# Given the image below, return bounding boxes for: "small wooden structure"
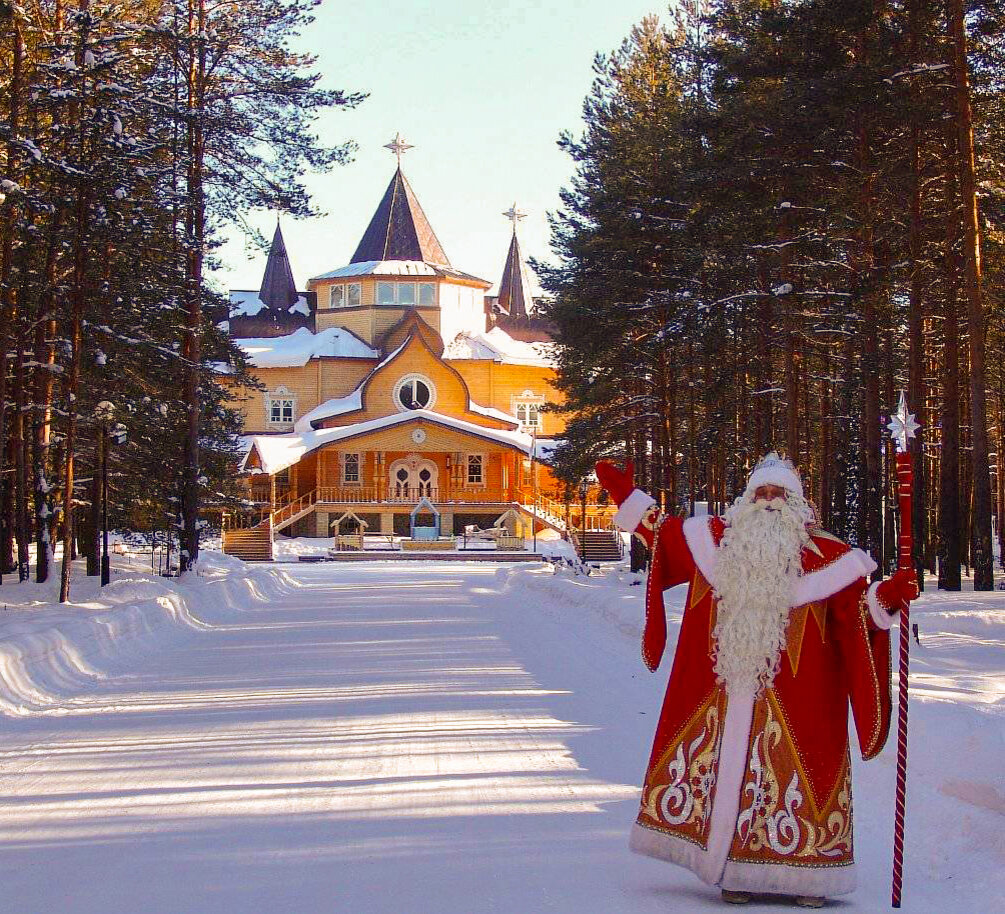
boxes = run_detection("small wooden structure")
[409,496,440,540]
[491,508,525,550]
[331,510,369,551]
[403,496,454,550]
[463,508,525,551]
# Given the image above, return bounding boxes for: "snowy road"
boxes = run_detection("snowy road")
[1,561,1000,913]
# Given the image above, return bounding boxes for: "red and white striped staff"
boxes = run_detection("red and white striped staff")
[887,391,920,909]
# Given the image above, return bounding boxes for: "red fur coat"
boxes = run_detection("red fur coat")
[615,495,894,897]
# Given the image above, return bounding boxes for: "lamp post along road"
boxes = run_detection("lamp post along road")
[94,402,126,587]
[531,430,538,554]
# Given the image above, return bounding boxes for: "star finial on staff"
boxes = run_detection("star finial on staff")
[502,203,527,230]
[887,390,921,453]
[384,132,413,168]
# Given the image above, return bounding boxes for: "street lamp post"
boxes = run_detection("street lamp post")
[94,402,126,586]
[531,430,538,555]
[579,477,589,563]
[94,402,115,586]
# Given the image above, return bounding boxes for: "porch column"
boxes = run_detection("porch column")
[380,512,393,534]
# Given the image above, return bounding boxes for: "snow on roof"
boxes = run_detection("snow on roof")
[245,410,553,475]
[243,434,311,475]
[290,345,517,434]
[235,327,378,368]
[468,400,519,425]
[293,388,362,433]
[445,326,555,367]
[310,260,489,285]
[229,289,310,318]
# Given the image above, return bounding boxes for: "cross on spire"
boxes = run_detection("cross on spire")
[384,132,414,168]
[502,202,527,231]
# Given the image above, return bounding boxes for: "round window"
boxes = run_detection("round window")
[396,468,409,482]
[394,375,435,411]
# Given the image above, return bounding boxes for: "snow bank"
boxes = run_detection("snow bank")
[0,553,299,717]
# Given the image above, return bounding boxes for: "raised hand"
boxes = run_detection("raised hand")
[595,459,636,507]
[876,567,920,613]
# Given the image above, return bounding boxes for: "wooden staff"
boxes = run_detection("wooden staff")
[888,392,919,909]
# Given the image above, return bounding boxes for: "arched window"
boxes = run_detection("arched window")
[266,386,296,427]
[512,389,544,431]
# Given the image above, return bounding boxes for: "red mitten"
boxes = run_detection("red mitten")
[595,460,635,507]
[876,567,920,612]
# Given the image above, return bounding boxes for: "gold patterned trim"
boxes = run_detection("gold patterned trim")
[856,589,886,759]
[634,816,708,849]
[653,689,720,774]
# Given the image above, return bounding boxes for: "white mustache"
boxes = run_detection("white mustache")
[752,497,787,512]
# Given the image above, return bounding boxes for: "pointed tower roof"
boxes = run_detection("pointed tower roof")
[497,204,535,319]
[351,167,450,266]
[259,220,299,310]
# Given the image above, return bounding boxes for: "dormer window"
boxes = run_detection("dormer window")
[376,281,436,306]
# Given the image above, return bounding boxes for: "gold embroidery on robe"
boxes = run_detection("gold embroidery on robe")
[638,691,725,849]
[731,695,853,867]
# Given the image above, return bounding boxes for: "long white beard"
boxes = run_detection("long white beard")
[710,494,812,695]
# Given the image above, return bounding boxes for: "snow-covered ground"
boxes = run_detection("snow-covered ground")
[0,553,1001,912]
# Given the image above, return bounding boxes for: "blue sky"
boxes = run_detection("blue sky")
[214,0,670,294]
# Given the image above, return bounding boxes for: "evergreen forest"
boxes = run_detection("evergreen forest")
[540,0,1005,590]
[0,0,362,596]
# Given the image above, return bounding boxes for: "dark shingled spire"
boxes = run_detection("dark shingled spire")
[497,229,534,319]
[351,168,450,266]
[259,220,299,310]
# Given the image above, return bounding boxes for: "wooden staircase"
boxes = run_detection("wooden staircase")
[272,489,318,532]
[580,529,623,563]
[221,490,319,561]
[222,518,274,562]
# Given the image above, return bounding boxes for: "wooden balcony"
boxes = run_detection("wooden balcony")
[315,485,517,506]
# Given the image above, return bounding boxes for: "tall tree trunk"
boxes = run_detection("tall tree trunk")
[0,16,23,586]
[857,122,883,575]
[59,0,90,603]
[907,8,927,586]
[13,345,30,580]
[180,0,207,573]
[948,0,993,588]
[939,186,963,591]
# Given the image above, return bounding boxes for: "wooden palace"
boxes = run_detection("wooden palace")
[222,138,615,559]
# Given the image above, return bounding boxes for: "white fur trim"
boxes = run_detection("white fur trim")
[704,685,757,883]
[866,581,896,630]
[745,463,803,499]
[682,515,719,581]
[792,548,877,606]
[613,488,656,532]
[721,859,856,897]
[630,821,709,876]
[682,515,876,607]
